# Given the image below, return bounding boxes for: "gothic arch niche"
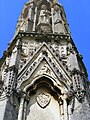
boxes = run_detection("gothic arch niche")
[35,0,52,33]
[20,76,66,120]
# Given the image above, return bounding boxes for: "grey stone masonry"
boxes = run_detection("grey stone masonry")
[0,0,90,120]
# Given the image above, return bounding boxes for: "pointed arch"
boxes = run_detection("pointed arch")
[20,74,69,96]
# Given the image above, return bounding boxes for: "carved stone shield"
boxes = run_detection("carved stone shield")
[36,92,51,108]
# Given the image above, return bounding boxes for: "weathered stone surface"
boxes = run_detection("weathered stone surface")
[26,87,60,120]
[0,0,90,120]
[0,100,7,120]
[3,100,18,120]
[70,103,90,120]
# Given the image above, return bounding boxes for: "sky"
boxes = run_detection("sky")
[0,0,90,80]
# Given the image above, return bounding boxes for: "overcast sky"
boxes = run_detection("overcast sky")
[0,0,90,80]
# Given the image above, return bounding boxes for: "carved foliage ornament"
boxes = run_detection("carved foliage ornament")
[36,92,51,108]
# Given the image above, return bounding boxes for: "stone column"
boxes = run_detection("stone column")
[29,6,32,19]
[17,97,24,120]
[23,100,27,120]
[63,95,68,120]
[32,6,37,31]
[58,96,64,120]
[61,104,64,120]
[51,7,54,33]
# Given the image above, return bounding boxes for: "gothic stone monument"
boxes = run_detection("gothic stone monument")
[0,0,90,120]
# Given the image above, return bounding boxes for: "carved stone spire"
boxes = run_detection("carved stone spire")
[15,0,70,34]
[0,0,90,120]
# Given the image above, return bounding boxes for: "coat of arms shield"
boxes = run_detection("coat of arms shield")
[36,92,51,108]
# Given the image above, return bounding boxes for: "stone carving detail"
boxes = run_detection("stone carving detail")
[51,43,59,53]
[0,81,4,96]
[19,42,38,71]
[21,41,29,57]
[18,56,40,84]
[60,45,67,58]
[38,4,51,25]
[35,63,50,77]
[29,44,37,56]
[34,0,43,6]
[72,69,86,102]
[19,59,27,70]
[2,68,16,97]
[53,5,62,24]
[17,44,69,88]
[36,4,52,33]
[6,56,11,67]
[36,92,51,108]
[21,41,38,57]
